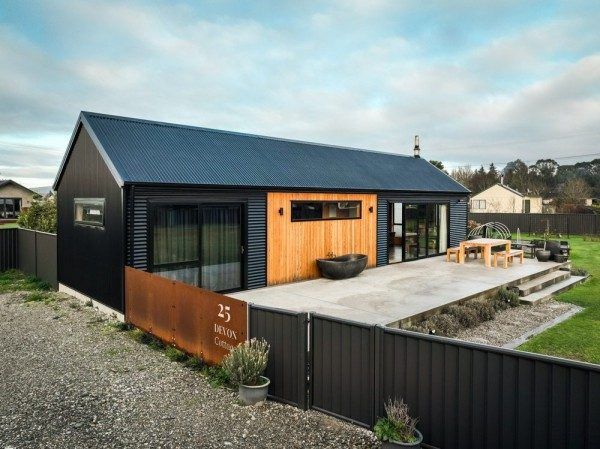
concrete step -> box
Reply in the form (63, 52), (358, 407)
(520, 276), (587, 305)
(518, 270), (571, 297)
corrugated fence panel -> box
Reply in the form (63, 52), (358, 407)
(18, 229), (36, 276)
(310, 314), (376, 427)
(470, 213), (600, 235)
(378, 327), (600, 449)
(35, 231), (57, 288)
(249, 305), (307, 409)
(0, 228), (18, 271)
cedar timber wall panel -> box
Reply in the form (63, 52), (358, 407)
(267, 192), (377, 285)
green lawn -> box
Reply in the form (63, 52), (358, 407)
(0, 223), (18, 229)
(518, 235), (600, 364)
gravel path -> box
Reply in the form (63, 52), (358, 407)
(0, 292), (377, 448)
(455, 299), (578, 347)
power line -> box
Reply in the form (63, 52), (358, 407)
(444, 151), (600, 170)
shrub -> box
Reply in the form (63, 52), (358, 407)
(165, 346), (188, 363)
(443, 305), (479, 328)
(374, 398), (419, 443)
(222, 338), (269, 386)
(422, 313), (461, 337)
(494, 287), (520, 309)
(465, 300), (496, 322)
(571, 267), (589, 277)
(17, 197), (57, 233)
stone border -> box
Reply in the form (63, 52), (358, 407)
(502, 305), (583, 349)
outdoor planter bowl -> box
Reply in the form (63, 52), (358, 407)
(238, 376), (270, 406)
(316, 254), (368, 280)
(535, 249), (552, 262)
(382, 429), (423, 448)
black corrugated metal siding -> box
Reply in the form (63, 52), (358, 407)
(376, 193), (468, 266)
(56, 125), (124, 312)
(126, 186), (267, 289)
(449, 200), (468, 247)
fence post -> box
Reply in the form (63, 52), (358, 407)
(372, 325), (383, 426)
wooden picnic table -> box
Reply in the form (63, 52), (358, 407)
(459, 238), (511, 268)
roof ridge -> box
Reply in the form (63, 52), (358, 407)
(81, 111), (413, 159)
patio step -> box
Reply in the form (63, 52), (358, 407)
(519, 276), (587, 305)
(518, 270), (571, 297)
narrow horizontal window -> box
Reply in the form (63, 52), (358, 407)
(74, 198), (105, 227)
(291, 200), (361, 222)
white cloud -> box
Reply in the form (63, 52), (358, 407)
(0, 0), (599, 186)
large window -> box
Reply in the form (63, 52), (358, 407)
(74, 198), (105, 227)
(0, 198), (21, 218)
(152, 204), (243, 292)
(291, 201), (361, 221)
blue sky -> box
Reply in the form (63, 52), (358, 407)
(1, 0), (599, 187)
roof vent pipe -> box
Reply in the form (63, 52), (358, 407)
(413, 135), (420, 158)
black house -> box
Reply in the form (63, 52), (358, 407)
(53, 112), (469, 315)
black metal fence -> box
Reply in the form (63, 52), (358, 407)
(248, 304), (308, 409)
(0, 228), (18, 271)
(0, 228), (57, 288)
(251, 307), (600, 449)
(470, 212), (600, 236)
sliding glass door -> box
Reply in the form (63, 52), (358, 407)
(152, 203), (243, 292)
(391, 203), (449, 263)
(200, 205), (242, 292)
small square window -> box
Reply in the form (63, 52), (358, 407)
(74, 198), (105, 227)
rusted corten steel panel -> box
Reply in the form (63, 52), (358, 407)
(125, 267), (247, 364)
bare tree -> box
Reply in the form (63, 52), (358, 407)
(450, 166), (473, 189)
(557, 178), (592, 212)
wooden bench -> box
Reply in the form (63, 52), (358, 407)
(493, 249), (524, 269)
(446, 246), (480, 263)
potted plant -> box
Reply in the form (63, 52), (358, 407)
(535, 220), (552, 262)
(222, 338), (270, 405)
(374, 398), (422, 448)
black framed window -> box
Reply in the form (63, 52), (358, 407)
(74, 198), (105, 227)
(291, 201), (361, 221)
(0, 198), (21, 218)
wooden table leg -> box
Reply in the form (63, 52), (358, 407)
(459, 244), (465, 264)
(484, 245), (492, 268)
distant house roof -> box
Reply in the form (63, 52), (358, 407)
(0, 179), (37, 196)
(474, 183), (527, 197)
(53, 111), (469, 194)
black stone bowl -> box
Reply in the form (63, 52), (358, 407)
(316, 254), (368, 280)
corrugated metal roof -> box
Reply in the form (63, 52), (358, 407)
(59, 111), (469, 193)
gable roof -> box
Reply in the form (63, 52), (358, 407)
(0, 179), (37, 196)
(54, 111), (469, 194)
(474, 183), (524, 197)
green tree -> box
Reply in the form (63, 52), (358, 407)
(17, 197), (57, 233)
(429, 160), (447, 173)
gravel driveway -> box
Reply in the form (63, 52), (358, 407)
(0, 292), (377, 448)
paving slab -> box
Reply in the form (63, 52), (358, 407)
(232, 257), (566, 326)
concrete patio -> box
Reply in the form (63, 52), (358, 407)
(232, 256), (569, 326)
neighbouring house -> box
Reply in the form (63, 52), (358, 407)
(53, 112), (469, 315)
(470, 183), (542, 213)
(0, 179), (37, 222)
(584, 198), (599, 207)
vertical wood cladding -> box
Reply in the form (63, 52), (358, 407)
(56, 125), (124, 311)
(266, 192), (377, 285)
